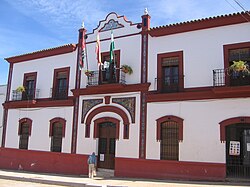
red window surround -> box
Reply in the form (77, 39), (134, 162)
(18, 118), (32, 135)
(49, 117), (66, 137)
(23, 72), (37, 90)
(156, 115), (184, 142)
(223, 42), (250, 86)
(219, 116), (250, 142)
(22, 72), (37, 100)
(52, 67), (70, 99)
(157, 51), (184, 92)
(101, 50), (120, 68)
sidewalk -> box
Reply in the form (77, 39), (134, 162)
(0, 169), (249, 187)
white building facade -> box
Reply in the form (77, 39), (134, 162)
(1, 11), (250, 180)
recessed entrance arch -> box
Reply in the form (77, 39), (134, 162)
(220, 117), (250, 178)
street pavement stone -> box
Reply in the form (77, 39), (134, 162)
(0, 169), (249, 187)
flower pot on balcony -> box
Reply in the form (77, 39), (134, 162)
(16, 86), (25, 93)
(85, 70), (93, 77)
(229, 60), (250, 73)
(121, 65), (133, 75)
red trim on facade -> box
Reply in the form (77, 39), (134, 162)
(0, 148), (87, 175)
(3, 97), (74, 109)
(141, 14), (151, 32)
(156, 116), (184, 141)
(157, 51), (184, 92)
(93, 117), (120, 139)
(52, 67), (70, 99)
(5, 44), (77, 63)
(149, 12), (250, 37)
(104, 96), (111, 104)
(101, 50), (120, 77)
(23, 72), (37, 99)
(71, 28), (86, 154)
(85, 106), (129, 126)
(72, 83), (150, 96)
(219, 116), (250, 142)
(147, 86), (250, 102)
(223, 41), (250, 86)
(18, 118), (32, 135)
(115, 157), (226, 181)
(49, 118), (66, 137)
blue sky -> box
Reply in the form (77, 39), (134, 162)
(0, 0), (249, 85)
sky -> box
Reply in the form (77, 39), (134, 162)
(0, 0), (249, 85)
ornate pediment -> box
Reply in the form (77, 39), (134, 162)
(100, 19), (124, 32)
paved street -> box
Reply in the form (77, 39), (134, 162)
(0, 169), (249, 187)
(0, 178), (61, 187)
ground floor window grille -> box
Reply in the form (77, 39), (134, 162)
(51, 122), (63, 152)
(160, 121), (179, 160)
(19, 123), (29, 149)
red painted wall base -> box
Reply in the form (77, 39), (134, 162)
(0, 148), (88, 175)
(115, 157), (226, 181)
(0, 148), (226, 181)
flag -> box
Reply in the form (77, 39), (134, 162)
(110, 30), (115, 63)
(79, 32), (85, 70)
(95, 32), (101, 64)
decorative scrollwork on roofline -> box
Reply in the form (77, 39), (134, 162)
(100, 19), (124, 32)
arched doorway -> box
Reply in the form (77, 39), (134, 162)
(98, 121), (116, 169)
(222, 118), (250, 178)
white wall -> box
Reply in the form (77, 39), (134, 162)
(82, 34), (141, 88)
(10, 51), (77, 100)
(146, 98), (250, 163)
(148, 22), (250, 90)
(6, 107), (73, 153)
(77, 92), (141, 158)
(0, 85), (7, 146)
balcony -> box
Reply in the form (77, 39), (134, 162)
(50, 87), (68, 100)
(155, 75), (184, 93)
(12, 89), (40, 101)
(86, 69), (126, 86)
(213, 69), (250, 87)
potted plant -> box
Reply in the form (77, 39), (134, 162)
(85, 70), (94, 77)
(16, 85), (25, 93)
(121, 65), (133, 75)
(229, 60), (250, 73)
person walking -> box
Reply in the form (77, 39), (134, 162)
(87, 152), (97, 178)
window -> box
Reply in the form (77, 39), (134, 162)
(160, 121), (179, 160)
(51, 122), (63, 152)
(18, 118), (32, 150)
(49, 118), (66, 152)
(23, 72), (37, 100)
(52, 67), (70, 100)
(157, 51), (183, 93)
(100, 51), (120, 84)
(224, 42), (250, 86)
(156, 116), (183, 161)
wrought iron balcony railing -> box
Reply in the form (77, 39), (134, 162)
(50, 87), (68, 100)
(12, 89), (40, 101)
(213, 69), (250, 87)
(86, 69), (126, 86)
(155, 75), (183, 93)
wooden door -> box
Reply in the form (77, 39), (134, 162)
(98, 122), (116, 169)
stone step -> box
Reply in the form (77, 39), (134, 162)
(96, 168), (114, 178)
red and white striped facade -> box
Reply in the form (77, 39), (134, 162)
(1, 11), (250, 180)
